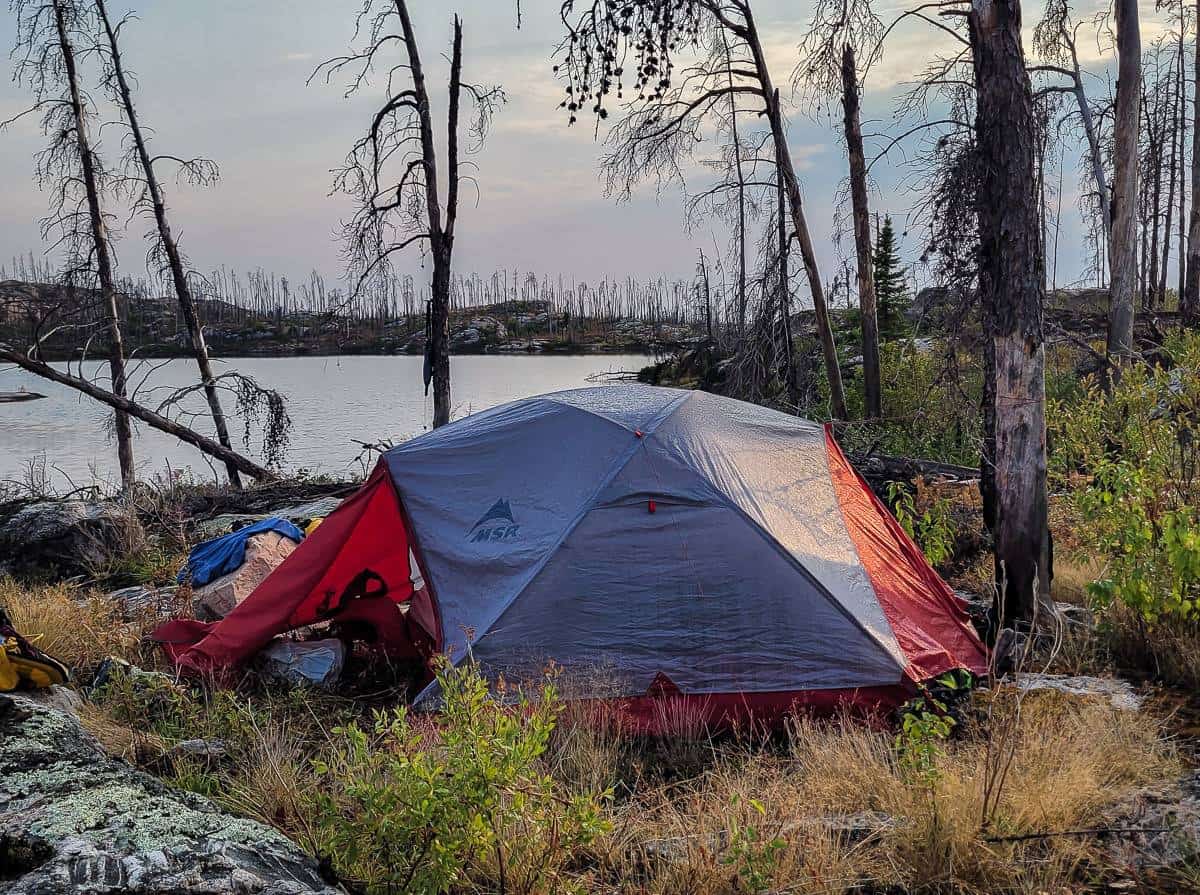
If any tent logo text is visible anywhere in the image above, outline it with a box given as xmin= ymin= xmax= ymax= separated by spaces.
xmin=468 ymin=498 xmax=520 ymax=542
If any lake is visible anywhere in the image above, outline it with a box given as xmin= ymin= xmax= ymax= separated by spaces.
xmin=0 ymin=354 xmax=652 ymax=488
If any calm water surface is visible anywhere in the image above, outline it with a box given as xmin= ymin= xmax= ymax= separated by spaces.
xmin=0 ymin=355 xmax=650 ymax=487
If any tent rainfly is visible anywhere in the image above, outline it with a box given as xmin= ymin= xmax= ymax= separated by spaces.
xmin=155 ymin=384 xmax=987 ymax=727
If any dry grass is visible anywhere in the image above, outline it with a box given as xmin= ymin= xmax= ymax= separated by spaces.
xmin=0 ymin=577 xmax=143 ymax=669
xmin=551 ymin=690 xmax=1181 ymax=895
xmin=4 ymin=574 xmax=1184 ymax=894
xmin=1100 ymin=604 xmax=1200 ymax=691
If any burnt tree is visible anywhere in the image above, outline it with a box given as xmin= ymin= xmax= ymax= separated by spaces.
xmin=8 ymin=0 xmax=136 ymax=487
xmin=840 ymin=45 xmax=881 ymax=418
xmin=969 ymin=0 xmax=1055 ymax=621
xmin=559 ymin=0 xmax=849 ymax=419
xmin=95 ymin=0 xmax=242 ymax=486
xmin=317 ymin=1 xmax=502 ymax=428
xmin=1106 ymin=0 xmax=1141 ymax=362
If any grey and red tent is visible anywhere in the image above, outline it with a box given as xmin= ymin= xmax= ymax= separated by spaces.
xmin=156 ymin=385 xmax=986 ymax=725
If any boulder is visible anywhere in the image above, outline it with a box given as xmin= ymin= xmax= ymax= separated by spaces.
xmin=0 ymin=501 xmax=143 ymax=577
xmin=1010 ymin=673 xmax=1143 ymax=711
xmin=192 ymin=531 xmax=297 ymax=621
xmin=0 ymin=692 xmax=340 ymax=894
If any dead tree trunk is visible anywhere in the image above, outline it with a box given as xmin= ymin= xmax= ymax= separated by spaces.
xmin=1161 ymin=41 xmax=1180 ymax=310
xmin=1184 ymin=0 xmax=1200 ymax=322
xmin=397 ymin=3 xmax=459 ymax=427
xmin=52 ymin=0 xmax=134 ymax=489
xmin=95 ymin=0 xmax=241 ymax=487
xmin=841 ymin=44 xmax=881 ymax=419
xmin=779 ymin=166 xmax=800 ymax=408
xmin=969 ymin=0 xmax=1054 ymax=623
xmin=1107 ymin=0 xmax=1141 ymax=362
xmin=0 ymin=346 xmax=273 ymax=481
xmin=746 ymin=11 xmax=847 ymax=420
xmin=723 ymin=30 xmax=749 ymax=334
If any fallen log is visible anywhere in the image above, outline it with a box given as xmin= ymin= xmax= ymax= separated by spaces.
xmin=0 ymin=391 xmax=46 ymax=403
xmin=848 ymin=452 xmax=980 ymax=486
xmin=0 ymin=346 xmax=275 ymax=482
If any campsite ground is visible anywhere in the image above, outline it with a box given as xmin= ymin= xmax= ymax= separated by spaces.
xmin=3 ymin=330 xmax=1200 ymax=893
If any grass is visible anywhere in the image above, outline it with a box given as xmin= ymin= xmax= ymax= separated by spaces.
xmin=14 ymin=569 xmax=1175 ymax=895
xmin=0 ymin=577 xmax=145 ymax=669
xmin=576 ymin=691 xmax=1179 ymax=894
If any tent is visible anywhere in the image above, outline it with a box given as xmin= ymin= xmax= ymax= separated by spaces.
xmin=155 ymin=384 xmax=987 ymax=725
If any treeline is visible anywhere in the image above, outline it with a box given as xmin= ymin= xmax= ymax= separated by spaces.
xmin=3 ymin=253 xmax=718 ymax=332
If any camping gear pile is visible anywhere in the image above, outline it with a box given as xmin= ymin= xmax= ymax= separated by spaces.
xmin=181 ymin=517 xmax=305 ymax=620
xmin=154 ymin=384 xmax=987 ymax=727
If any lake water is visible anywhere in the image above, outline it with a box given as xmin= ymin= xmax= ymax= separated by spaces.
xmin=0 ymin=355 xmax=651 ymax=488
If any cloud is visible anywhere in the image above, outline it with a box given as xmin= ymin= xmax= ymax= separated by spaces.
xmin=283 ymin=51 xmax=314 ymax=62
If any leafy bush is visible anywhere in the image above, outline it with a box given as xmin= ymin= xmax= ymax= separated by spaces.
xmin=886 ymin=480 xmax=957 ymax=568
xmin=720 ymin=796 xmax=786 ymax=894
xmin=310 ymin=660 xmax=611 ymax=894
xmin=835 ymin=340 xmax=982 ymax=466
xmin=895 ymin=686 xmax=957 ymax=787
xmin=1051 ymin=331 xmax=1200 ymax=621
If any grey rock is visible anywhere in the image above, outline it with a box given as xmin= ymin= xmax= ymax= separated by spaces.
xmin=0 ymin=501 xmax=143 ymax=577
xmin=106 ymin=586 xmax=179 ymax=620
xmin=0 ymin=692 xmax=340 ymax=894
xmin=1106 ymin=770 xmax=1200 ymax=871
xmin=1010 ymin=673 xmax=1144 ymax=711
xmin=170 ymin=738 xmax=228 ymax=761
xmin=26 ymin=684 xmax=84 ymax=716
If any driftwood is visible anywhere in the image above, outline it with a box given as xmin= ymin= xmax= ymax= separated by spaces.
xmin=0 ymin=391 xmax=46 ymax=403
xmin=0 ymin=346 xmax=274 ymax=481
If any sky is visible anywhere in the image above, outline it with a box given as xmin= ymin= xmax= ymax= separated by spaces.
xmin=0 ymin=0 xmax=1135 ymax=300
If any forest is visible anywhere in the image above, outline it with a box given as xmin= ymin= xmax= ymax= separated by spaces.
xmin=2 ymin=0 xmax=1200 ymax=893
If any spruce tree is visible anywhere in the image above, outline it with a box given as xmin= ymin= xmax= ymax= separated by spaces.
xmin=872 ymin=215 xmax=911 ymax=339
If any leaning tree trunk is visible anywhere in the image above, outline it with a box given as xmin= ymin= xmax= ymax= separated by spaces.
xmin=0 ymin=346 xmax=273 ymax=481
xmin=841 ymin=44 xmax=881 ymax=419
xmin=53 ymin=0 xmax=134 ymax=489
xmin=1107 ymin=0 xmax=1141 ymax=362
xmin=1183 ymin=0 xmax=1200 ymax=322
xmin=969 ymin=0 xmax=1054 ymax=623
xmin=744 ymin=6 xmax=846 ymax=419
xmin=96 ymin=0 xmax=241 ymax=487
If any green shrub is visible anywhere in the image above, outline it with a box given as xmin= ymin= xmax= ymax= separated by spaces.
xmin=834 ymin=340 xmax=982 ymax=466
xmin=310 ymin=660 xmax=611 ymax=894
xmin=886 ymin=480 xmax=956 ymax=568
xmin=1051 ymin=332 xmax=1200 ymax=622
xmin=719 ymin=796 xmax=786 ymax=895
xmin=895 ymin=686 xmax=957 ymax=787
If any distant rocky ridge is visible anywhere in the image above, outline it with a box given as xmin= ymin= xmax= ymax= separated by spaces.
xmin=0 ymin=280 xmax=700 ymax=359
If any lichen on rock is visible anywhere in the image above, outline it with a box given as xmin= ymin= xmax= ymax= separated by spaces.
xmin=0 ymin=693 xmax=339 ymax=894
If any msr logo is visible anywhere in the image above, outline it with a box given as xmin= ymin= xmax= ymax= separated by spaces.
xmin=468 ymin=498 xmax=520 ymax=543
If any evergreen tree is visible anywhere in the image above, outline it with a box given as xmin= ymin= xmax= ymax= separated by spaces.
xmin=872 ymin=215 xmax=911 ymax=339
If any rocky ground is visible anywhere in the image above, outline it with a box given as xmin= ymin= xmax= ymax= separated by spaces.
xmin=0 ymin=692 xmax=340 ymax=894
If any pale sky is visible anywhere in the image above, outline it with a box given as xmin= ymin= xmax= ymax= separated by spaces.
xmin=0 ymin=0 xmax=1132 ymax=300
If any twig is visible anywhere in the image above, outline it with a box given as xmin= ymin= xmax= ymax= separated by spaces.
xmin=985 ymin=827 xmax=1171 ymax=844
